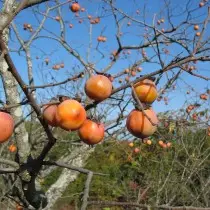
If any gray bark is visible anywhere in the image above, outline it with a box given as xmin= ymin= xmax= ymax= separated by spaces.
xmin=0 ymin=0 xmax=30 ymax=164
xmin=44 ymin=144 xmax=94 ymax=210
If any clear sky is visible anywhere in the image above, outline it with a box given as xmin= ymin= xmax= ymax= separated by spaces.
xmin=1 ymin=0 xmax=209 ymax=116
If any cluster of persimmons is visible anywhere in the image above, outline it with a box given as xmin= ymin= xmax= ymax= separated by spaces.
xmin=0 ymin=72 xmax=160 ymax=147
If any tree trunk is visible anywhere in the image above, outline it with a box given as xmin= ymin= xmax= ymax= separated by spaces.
xmin=44 ymin=144 xmax=94 ymax=210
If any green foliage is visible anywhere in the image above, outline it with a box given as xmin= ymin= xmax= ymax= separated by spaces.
xmin=45 ymin=128 xmax=209 ymax=210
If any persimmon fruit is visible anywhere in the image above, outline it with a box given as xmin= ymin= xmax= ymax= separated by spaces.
xmin=134 ymin=147 xmax=140 ymax=153
xmin=129 ymin=142 xmax=134 ymax=147
xmin=56 ymin=99 xmax=86 ymax=131
xmin=126 ymin=108 xmax=158 ymax=138
xmin=85 ymin=75 xmax=112 ymax=101
xmin=194 ymin=25 xmax=199 ymax=30
xmin=158 ymin=140 xmax=164 ymax=146
xmin=133 ymin=79 xmax=158 ymax=104
xmin=43 ymin=104 xmax=59 ymax=127
xmin=146 ymin=139 xmax=152 ymax=145
xmin=70 ymin=2 xmax=80 ymax=12
xmin=9 ymin=144 xmax=17 ymax=152
xmin=78 ymin=119 xmax=104 ymax=145
xmin=0 ymin=111 xmax=14 ymax=143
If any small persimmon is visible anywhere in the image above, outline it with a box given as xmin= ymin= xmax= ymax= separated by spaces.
xmin=85 ymin=75 xmax=112 ymax=101
xmin=158 ymin=140 xmax=164 ymax=146
xmin=194 ymin=25 xmax=199 ymax=30
xmin=78 ymin=119 xmax=104 ymax=145
xmin=146 ymin=139 xmax=152 ymax=145
xmin=9 ymin=144 xmax=17 ymax=152
xmin=196 ymin=32 xmax=201 ymax=37
xmin=70 ymin=2 xmax=80 ymax=12
xmin=56 ymin=100 xmax=86 ymax=131
xmin=128 ymin=142 xmax=134 ymax=147
xmin=133 ymin=147 xmax=140 ymax=153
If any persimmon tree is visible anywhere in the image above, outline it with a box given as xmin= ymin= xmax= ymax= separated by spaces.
xmin=0 ymin=0 xmax=209 ymax=209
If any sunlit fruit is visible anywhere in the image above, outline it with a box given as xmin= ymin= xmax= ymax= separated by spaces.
xmin=133 ymin=79 xmax=158 ymax=104
xmin=126 ymin=108 xmax=158 ymax=138
xmin=158 ymin=140 xmax=164 ymax=146
xmin=56 ymin=99 xmax=86 ymax=131
xmin=129 ymin=142 xmax=134 ymax=147
xmin=134 ymin=147 xmax=140 ymax=153
xmin=60 ymin=63 xmax=65 ymax=68
xmin=70 ymin=2 xmax=80 ymax=12
xmin=137 ymin=67 xmax=142 ymax=72
xmin=94 ymin=17 xmax=100 ymax=24
xmin=199 ymin=2 xmax=204 ymax=7
xmin=166 ymin=142 xmax=171 ymax=148
xmin=196 ymin=32 xmax=201 ymax=36
xmin=200 ymin=93 xmax=208 ymax=100
xmin=0 ymin=111 xmax=14 ymax=143
xmin=55 ymin=16 xmax=61 ymax=21
xmin=78 ymin=119 xmax=104 ymax=145
xmin=42 ymin=104 xmax=59 ymax=127
xmin=9 ymin=144 xmax=17 ymax=152
xmin=85 ymin=75 xmax=112 ymax=101
xmin=146 ymin=139 xmax=152 ymax=145
xmin=194 ymin=25 xmax=199 ymax=30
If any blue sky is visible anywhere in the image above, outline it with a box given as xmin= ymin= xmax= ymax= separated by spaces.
xmin=0 ymin=0 xmax=209 ymax=116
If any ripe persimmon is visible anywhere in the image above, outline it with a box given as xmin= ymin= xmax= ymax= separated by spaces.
xmin=146 ymin=139 xmax=152 ymax=145
xmin=129 ymin=142 xmax=134 ymax=147
xmin=196 ymin=32 xmax=201 ymax=36
xmin=56 ymin=100 xmax=86 ymax=131
xmin=200 ymin=93 xmax=208 ymax=100
xmin=133 ymin=79 xmax=158 ymax=104
xmin=0 ymin=111 xmax=14 ymax=143
xmin=16 ymin=204 xmax=23 ymax=210
xmin=94 ymin=17 xmax=100 ymax=24
xmin=55 ymin=16 xmax=61 ymax=21
xmin=85 ymin=75 xmax=112 ymax=101
xmin=133 ymin=147 xmax=140 ymax=153
xmin=9 ymin=144 xmax=17 ymax=152
xmin=199 ymin=2 xmax=204 ymax=7
xmin=42 ymin=104 xmax=59 ymax=127
xmin=126 ymin=108 xmax=158 ymax=138
xmin=194 ymin=25 xmax=199 ymax=30
xmin=78 ymin=119 xmax=104 ymax=145
xmin=70 ymin=2 xmax=80 ymax=12
xmin=158 ymin=140 xmax=164 ymax=146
